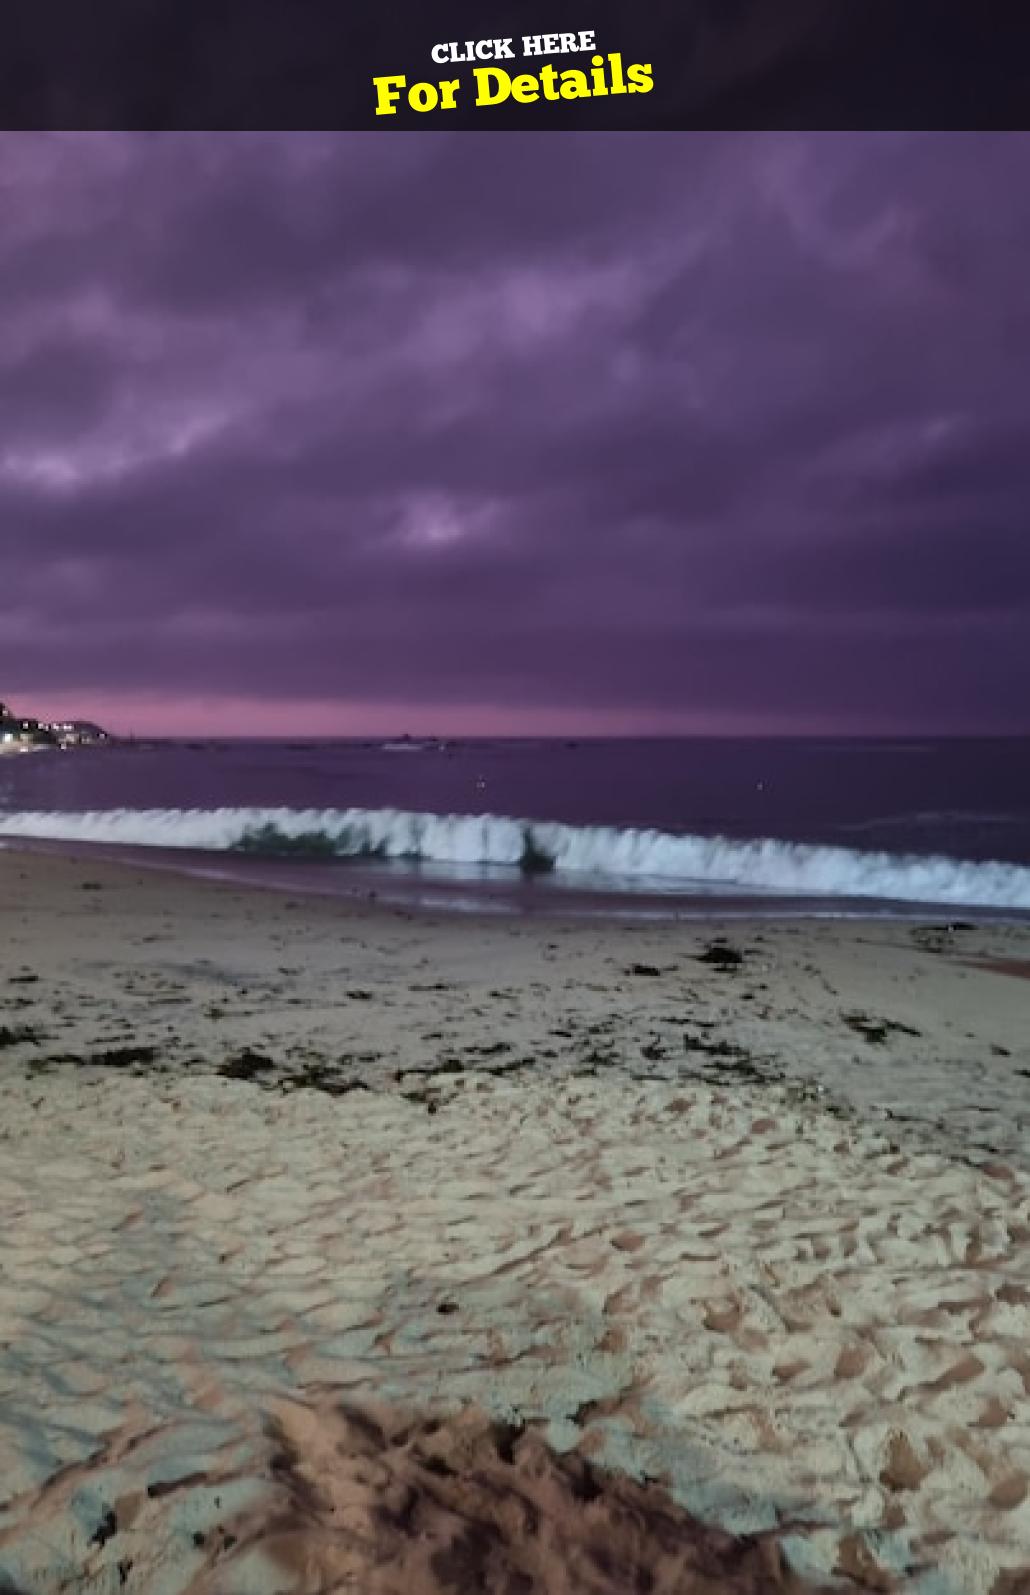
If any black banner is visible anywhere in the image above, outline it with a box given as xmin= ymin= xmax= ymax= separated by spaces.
xmin=2 ymin=0 xmax=1028 ymax=130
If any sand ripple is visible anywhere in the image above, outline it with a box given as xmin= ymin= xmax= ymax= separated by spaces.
xmin=1 ymin=1071 xmax=1030 ymax=1592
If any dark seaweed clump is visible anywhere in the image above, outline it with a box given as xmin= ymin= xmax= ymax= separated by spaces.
xmin=88 ymin=1046 xmax=159 ymax=1068
xmin=0 ymin=1025 xmax=40 ymax=1048
xmin=219 ymin=1048 xmax=277 ymax=1080
xmin=843 ymin=1012 xmax=921 ymax=1045
xmin=697 ymin=942 xmax=745 ymax=970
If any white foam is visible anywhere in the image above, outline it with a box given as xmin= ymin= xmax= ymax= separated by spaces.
xmin=3 ymin=804 xmax=1030 ymax=910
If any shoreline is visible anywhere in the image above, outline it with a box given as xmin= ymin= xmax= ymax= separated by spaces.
xmin=4 ymin=834 xmax=1030 ymax=929
xmin=2 ymin=848 xmax=1030 ymax=1592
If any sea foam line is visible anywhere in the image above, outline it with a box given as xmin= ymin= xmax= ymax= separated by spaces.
xmin=2 ymin=805 xmax=1030 ymax=909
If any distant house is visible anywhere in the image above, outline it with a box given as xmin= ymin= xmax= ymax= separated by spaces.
xmin=16 ymin=718 xmax=55 ymax=746
xmin=0 ymin=716 xmax=30 ymax=749
xmin=45 ymin=720 xmax=111 ymax=747
xmin=0 ymin=699 xmax=109 ymax=751
xmin=0 ymin=702 xmax=58 ymax=751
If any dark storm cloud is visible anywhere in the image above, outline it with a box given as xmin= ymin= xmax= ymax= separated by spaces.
xmin=2 ymin=131 xmax=1029 ymax=732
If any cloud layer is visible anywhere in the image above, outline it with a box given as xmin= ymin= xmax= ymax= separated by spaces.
xmin=2 ymin=132 xmax=1028 ymax=734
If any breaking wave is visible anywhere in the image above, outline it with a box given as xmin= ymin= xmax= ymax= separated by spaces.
xmin=2 ymin=805 xmax=1030 ymax=910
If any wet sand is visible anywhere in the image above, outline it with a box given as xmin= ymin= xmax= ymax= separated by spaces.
xmin=1 ymin=848 xmax=1029 ymax=1593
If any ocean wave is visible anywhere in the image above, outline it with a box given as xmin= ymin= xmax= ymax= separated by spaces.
xmin=2 ymin=804 xmax=1030 ymax=909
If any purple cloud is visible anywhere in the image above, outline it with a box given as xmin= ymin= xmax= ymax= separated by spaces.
xmin=1 ymin=131 xmax=1028 ymax=734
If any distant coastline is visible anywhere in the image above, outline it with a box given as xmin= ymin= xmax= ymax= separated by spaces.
xmin=0 ymin=698 xmax=111 ymax=755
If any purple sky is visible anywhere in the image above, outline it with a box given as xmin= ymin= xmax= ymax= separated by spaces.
xmin=2 ymin=132 xmax=1029 ymax=737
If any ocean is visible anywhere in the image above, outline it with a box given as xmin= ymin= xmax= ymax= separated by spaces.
xmin=2 ymin=736 xmax=1030 ymax=918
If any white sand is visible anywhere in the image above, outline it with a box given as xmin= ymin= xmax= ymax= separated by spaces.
xmin=1 ymin=849 xmax=1029 ymax=1593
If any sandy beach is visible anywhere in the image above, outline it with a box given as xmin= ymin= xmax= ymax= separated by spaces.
xmin=2 ymin=848 xmax=1030 ymax=1594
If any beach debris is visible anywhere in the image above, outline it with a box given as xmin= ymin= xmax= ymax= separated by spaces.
xmin=89 ymin=1508 xmax=118 ymax=1549
xmin=578 ymin=1045 xmax=617 ymax=1070
xmin=480 ymin=1055 xmax=537 ymax=1076
xmin=401 ymin=1089 xmax=440 ymax=1114
xmin=842 ymin=1013 xmax=921 ymax=1046
xmin=218 ymin=1048 xmax=276 ymax=1080
xmin=284 ymin=1065 xmax=371 ymax=1097
xmin=697 ymin=941 xmax=745 ymax=970
xmin=0 ymin=1024 xmax=40 ymax=1048
xmin=88 ymin=1044 xmax=160 ymax=1068
xmin=26 ymin=1052 xmax=85 ymax=1075
xmin=911 ymin=921 xmax=975 ymax=955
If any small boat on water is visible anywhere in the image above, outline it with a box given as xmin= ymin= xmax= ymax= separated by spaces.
xmin=382 ymin=735 xmax=436 ymax=753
